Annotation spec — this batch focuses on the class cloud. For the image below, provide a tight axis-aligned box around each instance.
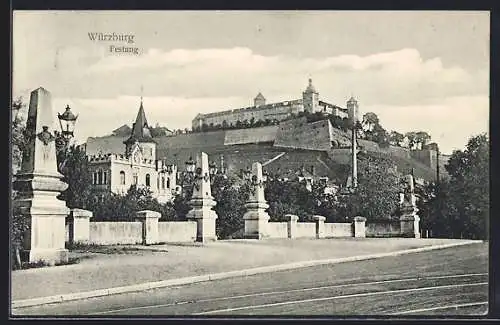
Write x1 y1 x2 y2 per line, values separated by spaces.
14 46 486 103
13 46 489 155
364 95 489 154
51 95 250 144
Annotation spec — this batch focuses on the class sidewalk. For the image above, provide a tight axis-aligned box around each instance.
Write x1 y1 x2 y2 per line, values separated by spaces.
11 238 477 301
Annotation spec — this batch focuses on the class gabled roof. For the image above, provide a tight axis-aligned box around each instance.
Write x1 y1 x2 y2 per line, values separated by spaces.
124 101 155 144
112 124 132 136
255 92 266 100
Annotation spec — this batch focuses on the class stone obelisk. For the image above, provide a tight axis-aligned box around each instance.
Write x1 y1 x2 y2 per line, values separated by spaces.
243 162 270 239
13 87 69 264
186 152 218 242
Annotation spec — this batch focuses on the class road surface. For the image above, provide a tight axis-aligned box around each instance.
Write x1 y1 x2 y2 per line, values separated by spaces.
12 242 488 316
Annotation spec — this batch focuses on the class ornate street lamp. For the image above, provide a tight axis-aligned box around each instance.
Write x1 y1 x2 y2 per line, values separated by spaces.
55 105 78 172
243 167 252 181
209 161 218 176
58 105 78 140
185 156 196 174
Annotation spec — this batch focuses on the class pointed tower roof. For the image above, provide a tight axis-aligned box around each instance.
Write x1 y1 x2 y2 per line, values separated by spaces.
124 100 155 144
304 78 317 93
255 92 266 100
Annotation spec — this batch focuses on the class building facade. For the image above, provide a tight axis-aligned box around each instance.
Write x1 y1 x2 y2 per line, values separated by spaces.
192 79 349 130
87 101 178 203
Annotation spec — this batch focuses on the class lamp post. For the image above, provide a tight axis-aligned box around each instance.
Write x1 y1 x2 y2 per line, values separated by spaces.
56 104 78 172
57 105 78 142
179 155 228 197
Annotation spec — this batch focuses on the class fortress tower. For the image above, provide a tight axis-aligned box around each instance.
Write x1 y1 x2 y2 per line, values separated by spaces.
124 99 156 161
346 96 359 123
254 92 266 107
302 78 319 113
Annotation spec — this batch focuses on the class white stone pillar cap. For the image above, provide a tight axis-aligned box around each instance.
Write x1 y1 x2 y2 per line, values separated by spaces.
136 210 161 219
70 208 93 218
285 214 299 222
312 215 326 222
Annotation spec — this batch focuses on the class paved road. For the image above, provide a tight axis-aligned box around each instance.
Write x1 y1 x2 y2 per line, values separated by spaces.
12 242 488 317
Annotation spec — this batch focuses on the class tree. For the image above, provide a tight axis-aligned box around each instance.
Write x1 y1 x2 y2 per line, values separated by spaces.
442 134 489 239
88 185 178 221
372 123 390 147
338 153 400 221
12 97 26 175
362 112 379 133
415 131 432 150
389 131 405 147
57 145 94 209
405 132 418 150
264 178 318 222
212 175 250 239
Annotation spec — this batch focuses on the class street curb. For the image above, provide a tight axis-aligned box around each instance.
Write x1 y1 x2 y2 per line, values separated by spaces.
11 240 480 309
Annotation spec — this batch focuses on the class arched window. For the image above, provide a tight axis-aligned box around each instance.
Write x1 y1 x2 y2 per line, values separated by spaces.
161 176 165 189
166 178 170 189
97 169 103 185
145 174 151 187
120 171 126 185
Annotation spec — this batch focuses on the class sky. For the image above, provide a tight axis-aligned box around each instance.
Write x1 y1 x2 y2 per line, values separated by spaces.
12 11 490 154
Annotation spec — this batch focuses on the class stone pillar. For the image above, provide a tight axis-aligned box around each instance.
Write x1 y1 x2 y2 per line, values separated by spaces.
12 87 69 265
400 208 421 238
136 210 161 245
186 152 218 242
68 208 92 244
312 215 326 239
399 174 421 238
243 162 270 239
353 216 367 238
286 214 299 239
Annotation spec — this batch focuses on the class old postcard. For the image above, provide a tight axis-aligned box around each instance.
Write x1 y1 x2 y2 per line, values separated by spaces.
10 10 490 317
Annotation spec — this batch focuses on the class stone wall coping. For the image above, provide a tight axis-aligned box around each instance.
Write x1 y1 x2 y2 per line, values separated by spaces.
353 216 367 222
135 210 161 219
312 215 326 222
400 215 420 221
285 214 299 222
70 208 93 218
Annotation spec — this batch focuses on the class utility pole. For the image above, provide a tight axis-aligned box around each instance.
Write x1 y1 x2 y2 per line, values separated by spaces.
436 145 440 184
347 96 359 189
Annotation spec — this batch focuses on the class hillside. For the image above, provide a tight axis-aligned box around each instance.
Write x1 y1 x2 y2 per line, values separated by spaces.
85 119 445 183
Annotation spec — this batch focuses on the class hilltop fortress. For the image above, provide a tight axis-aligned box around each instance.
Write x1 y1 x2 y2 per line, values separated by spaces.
192 79 349 130
86 78 447 193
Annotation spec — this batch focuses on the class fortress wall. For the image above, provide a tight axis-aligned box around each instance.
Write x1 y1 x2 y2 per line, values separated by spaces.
329 148 355 165
383 145 411 159
224 125 279 145
85 135 128 156
410 149 437 170
329 126 352 148
274 119 332 151
156 130 226 150
357 139 411 159
263 150 333 179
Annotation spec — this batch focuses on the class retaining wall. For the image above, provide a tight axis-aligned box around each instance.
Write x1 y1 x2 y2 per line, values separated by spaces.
324 223 353 238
